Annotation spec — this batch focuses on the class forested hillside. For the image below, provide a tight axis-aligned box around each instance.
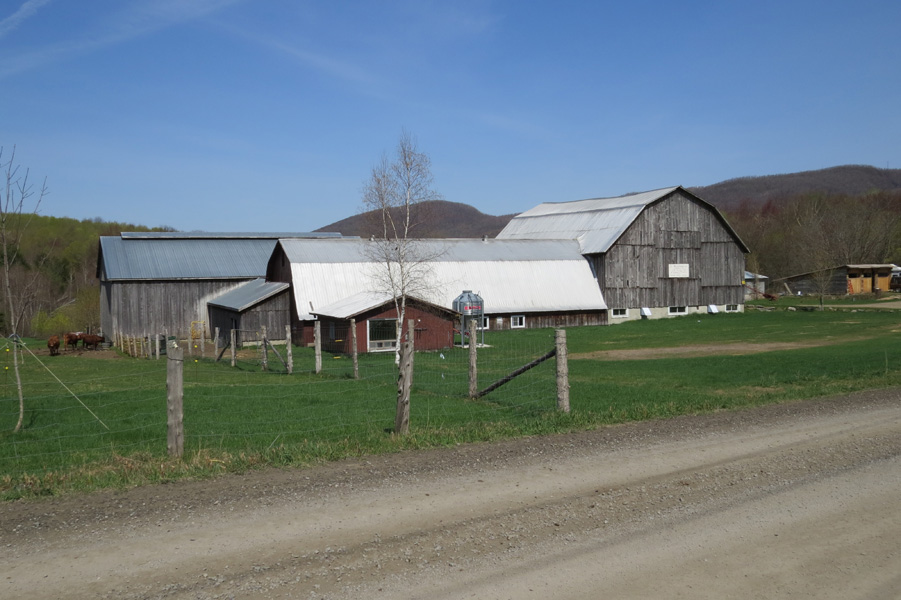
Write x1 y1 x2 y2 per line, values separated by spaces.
3 215 170 337
689 165 901 212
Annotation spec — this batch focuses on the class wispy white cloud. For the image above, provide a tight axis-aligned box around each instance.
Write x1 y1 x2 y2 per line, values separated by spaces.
0 0 53 39
0 0 243 79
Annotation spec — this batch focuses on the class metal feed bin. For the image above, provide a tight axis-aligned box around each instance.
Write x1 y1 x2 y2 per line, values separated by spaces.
453 290 484 346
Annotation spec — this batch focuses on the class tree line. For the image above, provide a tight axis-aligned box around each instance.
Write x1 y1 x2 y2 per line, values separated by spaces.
725 190 901 280
2 213 170 337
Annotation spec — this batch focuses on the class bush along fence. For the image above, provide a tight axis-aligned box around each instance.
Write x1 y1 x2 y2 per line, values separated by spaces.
163 322 572 456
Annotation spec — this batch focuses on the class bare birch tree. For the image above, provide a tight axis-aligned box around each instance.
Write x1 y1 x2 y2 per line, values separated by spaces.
1 146 48 432
362 131 443 365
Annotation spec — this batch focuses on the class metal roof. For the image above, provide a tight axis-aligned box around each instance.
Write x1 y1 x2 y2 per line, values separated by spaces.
311 291 457 320
278 238 607 320
99 236 281 280
120 231 341 239
497 187 680 254
278 237 586 264
208 278 290 312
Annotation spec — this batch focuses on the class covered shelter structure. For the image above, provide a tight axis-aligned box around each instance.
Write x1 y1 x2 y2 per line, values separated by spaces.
266 237 608 344
497 186 749 321
207 278 291 346
772 264 895 296
311 291 459 354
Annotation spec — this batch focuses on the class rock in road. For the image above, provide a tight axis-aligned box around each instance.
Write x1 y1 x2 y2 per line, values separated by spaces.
2 388 900 599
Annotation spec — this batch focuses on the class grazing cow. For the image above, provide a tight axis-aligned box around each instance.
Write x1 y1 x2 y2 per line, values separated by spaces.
64 332 82 352
47 335 60 356
81 334 105 350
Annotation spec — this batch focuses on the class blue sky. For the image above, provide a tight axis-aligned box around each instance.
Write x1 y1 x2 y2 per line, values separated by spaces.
2 0 899 232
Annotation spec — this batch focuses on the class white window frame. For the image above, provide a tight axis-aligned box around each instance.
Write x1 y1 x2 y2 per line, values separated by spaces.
612 308 628 318
511 315 525 329
479 316 489 330
725 304 739 312
367 318 398 352
668 306 687 315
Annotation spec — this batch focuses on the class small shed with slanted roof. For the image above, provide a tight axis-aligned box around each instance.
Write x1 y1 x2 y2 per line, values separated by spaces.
311 291 459 354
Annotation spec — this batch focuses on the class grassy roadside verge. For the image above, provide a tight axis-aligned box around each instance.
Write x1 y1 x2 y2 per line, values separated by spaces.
3 309 900 499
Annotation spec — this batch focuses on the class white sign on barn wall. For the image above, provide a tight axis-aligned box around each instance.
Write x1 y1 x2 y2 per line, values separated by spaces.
668 263 690 278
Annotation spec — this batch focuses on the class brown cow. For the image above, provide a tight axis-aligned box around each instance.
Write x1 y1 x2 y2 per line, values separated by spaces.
81 334 105 350
47 335 60 356
64 332 82 352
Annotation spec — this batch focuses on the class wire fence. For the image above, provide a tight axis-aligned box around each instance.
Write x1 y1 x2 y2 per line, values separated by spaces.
1 327 562 478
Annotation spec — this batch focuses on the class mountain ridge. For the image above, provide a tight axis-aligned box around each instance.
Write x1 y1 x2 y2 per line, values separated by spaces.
316 164 901 238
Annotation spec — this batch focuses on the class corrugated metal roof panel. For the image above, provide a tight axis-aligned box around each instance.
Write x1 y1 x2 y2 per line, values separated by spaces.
288 244 607 320
497 187 679 254
208 278 290 312
100 236 279 280
121 231 342 239
311 291 396 319
278 237 586 264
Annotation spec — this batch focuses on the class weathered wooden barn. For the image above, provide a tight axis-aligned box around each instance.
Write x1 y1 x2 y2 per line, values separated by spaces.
207 278 292 345
311 292 458 354
266 237 608 344
497 186 749 321
771 264 895 296
97 232 339 342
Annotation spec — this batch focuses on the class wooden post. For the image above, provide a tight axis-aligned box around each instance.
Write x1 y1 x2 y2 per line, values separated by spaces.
201 326 206 359
555 329 570 413
230 328 237 368
214 327 220 361
166 345 184 458
395 319 414 435
314 320 322 374
350 318 359 380
261 325 268 371
286 325 293 375
468 318 478 398
155 331 161 360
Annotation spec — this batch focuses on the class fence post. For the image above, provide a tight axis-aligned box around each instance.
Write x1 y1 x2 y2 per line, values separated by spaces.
214 327 220 360
286 324 293 375
395 319 414 435
261 325 268 371
555 328 570 413
314 321 322 374
350 318 359 380
230 328 237 368
468 318 478 398
167 345 184 458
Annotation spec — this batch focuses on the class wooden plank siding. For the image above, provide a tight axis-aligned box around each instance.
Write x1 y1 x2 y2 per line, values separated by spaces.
208 290 292 345
101 279 252 340
594 190 745 310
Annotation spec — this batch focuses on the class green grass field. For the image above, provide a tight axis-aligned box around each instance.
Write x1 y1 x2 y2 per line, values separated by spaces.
2 309 900 499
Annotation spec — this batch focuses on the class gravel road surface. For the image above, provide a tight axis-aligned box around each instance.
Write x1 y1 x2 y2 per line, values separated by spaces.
2 388 899 599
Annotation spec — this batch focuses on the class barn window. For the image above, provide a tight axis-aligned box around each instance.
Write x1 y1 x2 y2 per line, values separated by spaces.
368 318 397 352
725 304 739 312
511 315 525 328
668 306 687 315
612 308 628 318
479 316 490 330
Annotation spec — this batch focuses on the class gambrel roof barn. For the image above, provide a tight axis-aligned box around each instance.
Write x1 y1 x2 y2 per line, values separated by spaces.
498 186 749 320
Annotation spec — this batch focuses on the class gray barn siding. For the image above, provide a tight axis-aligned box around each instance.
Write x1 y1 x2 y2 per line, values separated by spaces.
209 290 291 344
595 191 745 309
105 279 251 339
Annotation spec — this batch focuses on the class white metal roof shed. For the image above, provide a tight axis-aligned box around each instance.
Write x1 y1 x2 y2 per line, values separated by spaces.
276 238 607 320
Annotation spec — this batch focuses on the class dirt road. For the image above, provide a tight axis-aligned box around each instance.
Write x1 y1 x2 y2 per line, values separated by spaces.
2 389 900 599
